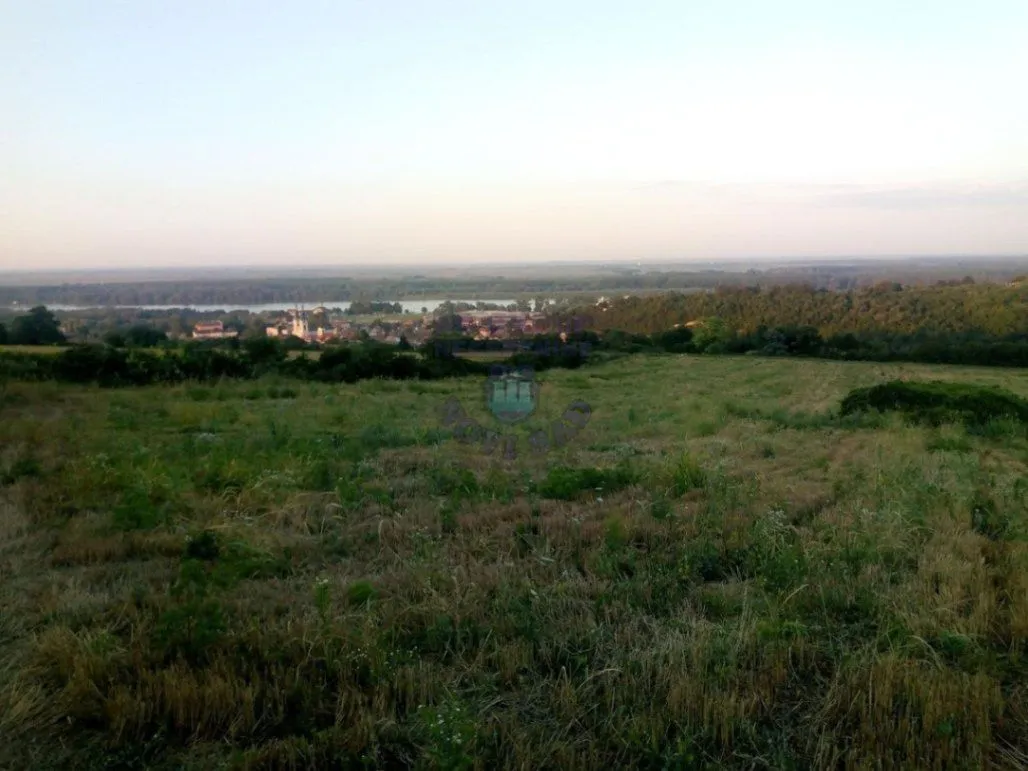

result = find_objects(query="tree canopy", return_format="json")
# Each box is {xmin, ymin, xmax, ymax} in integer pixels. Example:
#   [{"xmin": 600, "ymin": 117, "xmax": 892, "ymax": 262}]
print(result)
[
  {"xmin": 573, "ymin": 283, "xmax": 1028, "ymax": 338},
  {"xmin": 8, "ymin": 306, "xmax": 65, "ymax": 345}
]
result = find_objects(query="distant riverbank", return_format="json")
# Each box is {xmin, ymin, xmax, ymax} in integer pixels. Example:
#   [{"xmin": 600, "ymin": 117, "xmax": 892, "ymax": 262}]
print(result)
[{"xmin": 18, "ymin": 299, "xmax": 520, "ymax": 314}]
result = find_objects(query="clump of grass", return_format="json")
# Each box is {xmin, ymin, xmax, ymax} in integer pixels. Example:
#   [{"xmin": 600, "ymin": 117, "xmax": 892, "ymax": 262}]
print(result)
[
  {"xmin": 428, "ymin": 466, "xmax": 479, "ymax": 499},
  {"xmin": 649, "ymin": 494, "xmax": 673, "ymax": 520},
  {"xmin": 192, "ymin": 463, "xmax": 248, "ymax": 496},
  {"xmin": 534, "ymin": 463, "xmax": 638, "ymax": 500},
  {"xmin": 0, "ymin": 455, "xmax": 42, "ymax": 485},
  {"xmin": 111, "ymin": 483, "xmax": 174, "ymax": 531},
  {"xmin": 925, "ymin": 429, "xmax": 973, "ymax": 453},
  {"xmin": 970, "ymin": 489, "xmax": 1009, "ymax": 540},
  {"xmin": 661, "ymin": 451, "xmax": 706, "ymax": 496},
  {"xmin": 302, "ymin": 456, "xmax": 340, "ymax": 491},
  {"xmin": 266, "ymin": 385, "xmax": 298, "ymax": 399},
  {"xmin": 184, "ymin": 529, "xmax": 220, "ymax": 561},
  {"xmin": 346, "ymin": 580, "xmax": 377, "ymax": 606}
]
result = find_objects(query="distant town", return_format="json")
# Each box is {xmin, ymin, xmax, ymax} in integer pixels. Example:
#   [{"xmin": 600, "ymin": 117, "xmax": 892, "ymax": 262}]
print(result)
[{"xmin": 191, "ymin": 304, "xmax": 553, "ymax": 346}]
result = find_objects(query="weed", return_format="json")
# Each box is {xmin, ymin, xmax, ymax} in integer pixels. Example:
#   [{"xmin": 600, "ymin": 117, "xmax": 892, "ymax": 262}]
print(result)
[
  {"xmin": 415, "ymin": 698, "xmax": 476, "ymax": 770},
  {"xmin": 313, "ymin": 577, "xmax": 332, "ymax": 624},
  {"xmin": 664, "ymin": 451, "xmax": 706, "ymax": 496}
]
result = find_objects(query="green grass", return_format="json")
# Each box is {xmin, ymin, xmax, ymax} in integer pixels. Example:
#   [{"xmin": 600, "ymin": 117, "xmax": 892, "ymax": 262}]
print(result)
[
  {"xmin": 0, "ymin": 344, "xmax": 66, "ymax": 355},
  {"xmin": 2, "ymin": 355, "xmax": 1028, "ymax": 769}
]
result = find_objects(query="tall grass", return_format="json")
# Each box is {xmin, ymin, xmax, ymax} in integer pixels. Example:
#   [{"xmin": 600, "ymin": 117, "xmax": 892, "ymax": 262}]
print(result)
[{"xmin": 1, "ymin": 356, "xmax": 1027, "ymax": 768}]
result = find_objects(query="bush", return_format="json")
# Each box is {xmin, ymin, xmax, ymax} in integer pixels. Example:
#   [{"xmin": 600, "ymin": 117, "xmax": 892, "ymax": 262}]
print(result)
[{"xmin": 840, "ymin": 380, "xmax": 1028, "ymax": 428}]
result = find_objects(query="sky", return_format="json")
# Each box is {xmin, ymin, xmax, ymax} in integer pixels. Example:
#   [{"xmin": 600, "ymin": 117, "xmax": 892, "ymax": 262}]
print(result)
[{"xmin": 2, "ymin": 0, "xmax": 1027, "ymax": 270}]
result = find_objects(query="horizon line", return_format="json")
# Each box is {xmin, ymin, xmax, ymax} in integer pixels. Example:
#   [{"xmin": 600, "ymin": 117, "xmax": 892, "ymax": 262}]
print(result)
[{"xmin": 3, "ymin": 253, "xmax": 1028, "ymax": 277}]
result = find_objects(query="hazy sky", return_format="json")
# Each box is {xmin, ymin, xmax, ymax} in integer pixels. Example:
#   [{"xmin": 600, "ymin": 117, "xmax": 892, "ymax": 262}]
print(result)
[{"xmin": 3, "ymin": 1, "xmax": 1027, "ymax": 269}]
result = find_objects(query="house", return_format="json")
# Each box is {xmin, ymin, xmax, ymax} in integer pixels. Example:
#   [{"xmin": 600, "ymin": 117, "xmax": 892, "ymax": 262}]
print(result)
[{"xmin": 193, "ymin": 320, "xmax": 238, "ymax": 340}]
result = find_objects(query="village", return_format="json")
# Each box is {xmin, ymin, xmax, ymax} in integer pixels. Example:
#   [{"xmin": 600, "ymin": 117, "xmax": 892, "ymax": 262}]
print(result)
[{"xmin": 190, "ymin": 306, "xmax": 550, "ymax": 345}]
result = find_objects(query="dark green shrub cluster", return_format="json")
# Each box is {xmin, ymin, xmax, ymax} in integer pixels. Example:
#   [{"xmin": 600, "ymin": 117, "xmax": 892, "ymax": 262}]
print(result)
[{"xmin": 840, "ymin": 380, "xmax": 1028, "ymax": 428}]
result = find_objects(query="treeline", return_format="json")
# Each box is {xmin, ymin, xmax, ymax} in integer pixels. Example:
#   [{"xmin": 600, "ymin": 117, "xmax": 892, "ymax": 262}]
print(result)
[
  {"xmin": 0, "ymin": 334, "xmax": 591, "ymax": 388},
  {"xmin": 0, "ymin": 340, "xmax": 473, "ymax": 387},
  {"xmin": 576, "ymin": 282, "xmax": 1028, "ymax": 338},
  {"xmin": 591, "ymin": 323, "xmax": 1028, "ymax": 367},
  {"xmin": 344, "ymin": 301, "xmax": 403, "ymax": 315}
]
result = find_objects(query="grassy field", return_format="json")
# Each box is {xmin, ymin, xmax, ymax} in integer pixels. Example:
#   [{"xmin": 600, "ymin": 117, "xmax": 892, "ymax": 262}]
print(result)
[
  {"xmin": 455, "ymin": 350, "xmax": 514, "ymax": 362},
  {"xmin": 0, "ymin": 344, "xmax": 65, "ymax": 355},
  {"xmin": 1, "ymin": 355, "xmax": 1027, "ymax": 769}
]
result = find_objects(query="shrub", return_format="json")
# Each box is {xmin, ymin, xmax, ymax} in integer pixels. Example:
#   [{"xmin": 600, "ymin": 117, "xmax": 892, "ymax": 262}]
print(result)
[{"xmin": 840, "ymin": 380, "xmax": 1028, "ymax": 428}]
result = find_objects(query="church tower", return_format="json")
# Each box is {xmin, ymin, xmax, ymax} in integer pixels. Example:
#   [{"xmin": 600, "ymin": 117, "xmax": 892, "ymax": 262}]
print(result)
[{"xmin": 292, "ymin": 306, "xmax": 309, "ymax": 339}]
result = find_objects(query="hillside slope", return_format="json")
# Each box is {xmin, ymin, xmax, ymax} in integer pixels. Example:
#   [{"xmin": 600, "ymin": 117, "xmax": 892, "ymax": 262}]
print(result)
[{"xmin": 1, "ymin": 356, "xmax": 1027, "ymax": 769}]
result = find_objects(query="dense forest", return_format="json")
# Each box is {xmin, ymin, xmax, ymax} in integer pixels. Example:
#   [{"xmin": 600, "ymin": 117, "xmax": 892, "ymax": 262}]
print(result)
[{"xmin": 573, "ymin": 281, "xmax": 1028, "ymax": 337}]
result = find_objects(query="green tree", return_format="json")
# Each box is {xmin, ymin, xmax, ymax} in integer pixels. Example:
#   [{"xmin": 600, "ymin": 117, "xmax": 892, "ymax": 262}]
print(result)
[
  {"xmin": 0, "ymin": 322, "xmax": 7, "ymax": 345},
  {"xmin": 433, "ymin": 313, "xmax": 464, "ymax": 335},
  {"xmin": 691, "ymin": 317, "xmax": 732, "ymax": 353},
  {"xmin": 9, "ymin": 306, "xmax": 65, "ymax": 345},
  {"xmin": 122, "ymin": 325, "xmax": 167, "ymax": 347},
  {"xmin": 104, "ymin": 331, "xmax": 127, "ymax": 348},
  {"xmin": 244, "ymin": 336, "xmax": 286, "ymax": 367}
]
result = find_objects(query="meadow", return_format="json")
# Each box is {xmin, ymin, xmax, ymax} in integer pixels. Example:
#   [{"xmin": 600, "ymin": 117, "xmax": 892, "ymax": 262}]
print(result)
[
  {"xmin": 1, "ymin": 355, "xmax": 1026, "ymax": 769},
  {"xmin": 0, "ymin": 344, "xmax": 64, "ymax": 355}
]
